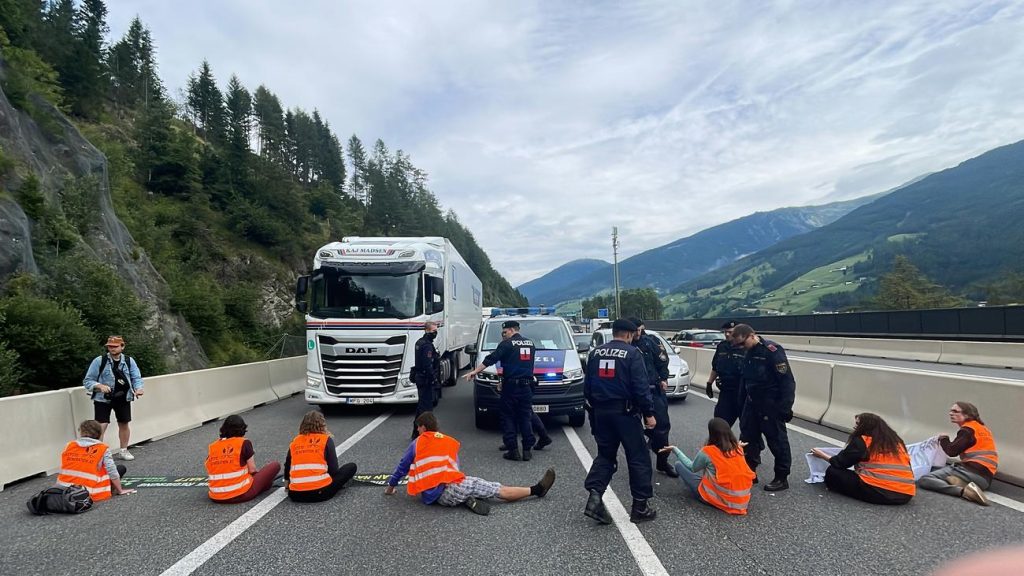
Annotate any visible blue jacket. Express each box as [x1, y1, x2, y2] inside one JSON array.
[[83, 354, 144, 403]]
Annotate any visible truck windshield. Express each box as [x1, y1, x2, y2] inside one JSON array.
[[310, 268, 423, 319], [481, 319, 573, 351]]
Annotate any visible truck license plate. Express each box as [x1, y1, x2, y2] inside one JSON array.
[[348, 398, 374, 405], [532, 404, 549, 413]]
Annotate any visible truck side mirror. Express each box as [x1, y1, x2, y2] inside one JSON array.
[[465, 343, 477, 354], [427, 276, 445, 313], [295, 276, 309, 313]]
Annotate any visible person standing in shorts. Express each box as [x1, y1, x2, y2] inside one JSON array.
[[384, 412, 556, 515], [82, 336, 144, 461]]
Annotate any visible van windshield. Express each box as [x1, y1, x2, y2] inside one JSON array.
[[481, 319, 573, 351]]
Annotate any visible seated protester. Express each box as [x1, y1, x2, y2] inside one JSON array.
[[810, 412, 914, 505], [57, 420, 136, 501], [384, 412, 556, 516], [917, 401, 996, 506], [660, 417, 756, 515], [205, 415, 280, 504], [285, 411, 358, 503]]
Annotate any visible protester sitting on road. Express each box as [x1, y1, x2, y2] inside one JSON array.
[[205, 415, 280, 503], [659, 417, 756, 515], [384, 412, 556, 515], [285, 411, 357, 503], [810, 413, 915, 505], [917, 401, 996, 506], [57, 420, 136, 501]]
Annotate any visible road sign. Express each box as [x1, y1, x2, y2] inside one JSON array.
[[597, 308, 609, 318]]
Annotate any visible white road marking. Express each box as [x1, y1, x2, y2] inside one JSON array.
[[160, 411, 393, 576], [690, 391, 1024, 513], [564, 425, 669, 576]]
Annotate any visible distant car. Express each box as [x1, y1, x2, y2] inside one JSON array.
[[591, 329, 690, 401], [573, 333, 592, 365], [670, 329, 724, 349]]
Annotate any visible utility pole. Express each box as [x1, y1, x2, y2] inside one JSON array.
[[612, 226, 621, 319]]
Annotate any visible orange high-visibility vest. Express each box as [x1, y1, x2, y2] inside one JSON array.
[[57, 441, 112, 502], [697, 445, 756, 515], [288, 433, 331, 491], [205, 437, 253, 501], [855, 435, 916, 496], [407, 432, 465, 495], [960, 421, 998, 475]]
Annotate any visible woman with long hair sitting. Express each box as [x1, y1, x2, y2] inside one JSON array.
[[205, 414, 281, 503], [285, 410, 358, 503], [810, 412, 914, 505], [660, 417, 756, 515], [916, 401, 995, 506]]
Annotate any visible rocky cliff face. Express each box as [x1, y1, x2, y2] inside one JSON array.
[[0, 67, 206, 371]]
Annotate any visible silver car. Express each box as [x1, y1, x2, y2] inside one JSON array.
[[590, 329, 690, 401]]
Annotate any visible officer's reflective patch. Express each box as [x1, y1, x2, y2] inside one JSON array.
[[776, 363, 789, 374], [767, 344, 777, 352]]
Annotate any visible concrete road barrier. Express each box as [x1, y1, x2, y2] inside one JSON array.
[[268, 356, 306, 399], [939, 341, 1024, 369], [840, 338, 942, 362], [0, 390, 77, 490], [822, 364, 1024, 484], [192, 363, 279, 422], [790, 358, 832, 424]]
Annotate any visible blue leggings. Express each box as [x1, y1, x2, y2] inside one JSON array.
[[674, 462, 708, 505]]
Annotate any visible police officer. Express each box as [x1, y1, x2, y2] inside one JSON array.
[[630, 318, 676, 478], [464, 320, 536, 461], [705, 320, 746, 427], [732, 323, 796, 492], [411, 321, 440, 438], [583, 319, 657, 524]]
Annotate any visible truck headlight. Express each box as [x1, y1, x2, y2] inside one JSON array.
[[306, 376, 322, 389], [399, 376, 413, 389], [564, 368, 584, 380]]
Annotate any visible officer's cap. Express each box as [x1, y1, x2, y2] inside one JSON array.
[[612, 319, 637, 333], [720, 320, 737, 330], [501, 320, 520, 329]]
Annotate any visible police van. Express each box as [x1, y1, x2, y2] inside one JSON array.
[[467, 308, 588, 429]]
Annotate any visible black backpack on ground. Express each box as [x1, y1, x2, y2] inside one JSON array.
[[27, 485, 94, 515]]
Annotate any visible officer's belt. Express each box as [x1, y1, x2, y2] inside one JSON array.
[[591, 400, 630, 412]]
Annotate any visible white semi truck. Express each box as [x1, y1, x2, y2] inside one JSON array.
[[294, 237, 482, 407]]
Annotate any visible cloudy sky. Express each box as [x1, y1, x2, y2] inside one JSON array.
[[108, 1, 1024, 286]]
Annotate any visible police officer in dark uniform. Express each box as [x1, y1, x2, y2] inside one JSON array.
[[732, 323, 796, 492], [705, 320, 746, 427], [583, 318, 657, 524], [411, 321, 440, 438], [630, 318, 676, 478], [464, 319, 537, 461]]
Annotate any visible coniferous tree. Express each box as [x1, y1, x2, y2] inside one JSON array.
[[347, 135, 368, 204], [224, 74, 252, 182], [185, 60, 226, 141], [252, 85, 285, 162]]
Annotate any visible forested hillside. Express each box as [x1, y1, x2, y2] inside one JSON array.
[[0, 0, 523, 396]]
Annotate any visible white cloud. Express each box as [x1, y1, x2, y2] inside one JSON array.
[[108, 0, 1024, 286]]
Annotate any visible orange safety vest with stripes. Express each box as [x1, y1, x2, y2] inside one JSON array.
[[205, 437, 254, 501], [407, 432, 465, 495], [697, 445, 756, 515], [855, 435, 916, 496], [57, 441, 112, 502], [288, 433, 332, 491], [960, 420, 998, 475]]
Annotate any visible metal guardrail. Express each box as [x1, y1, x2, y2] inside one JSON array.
[[647, 305, 1024, 341]]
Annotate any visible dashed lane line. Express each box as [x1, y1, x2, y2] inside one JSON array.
[[564, 425, 670, 576], [160, 411, 393, 576]]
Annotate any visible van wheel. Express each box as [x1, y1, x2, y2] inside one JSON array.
[[568, 412, 586, 427]]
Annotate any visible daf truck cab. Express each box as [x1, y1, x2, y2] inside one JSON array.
[[295, 237, 482, 408]]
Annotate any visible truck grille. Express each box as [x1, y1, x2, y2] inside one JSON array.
[[318, 335, 406, 396]]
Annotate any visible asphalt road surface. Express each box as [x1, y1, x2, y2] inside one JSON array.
[[3, 375, 1023, 576]]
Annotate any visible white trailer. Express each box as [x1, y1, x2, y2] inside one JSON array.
[[295, 237, 482, 407]]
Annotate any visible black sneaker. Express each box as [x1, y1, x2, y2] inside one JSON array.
[[464, 497, 491, 516], [630, 500, 657, 523], [497, 444, 510, 451], [584, 490, 612, 524], [536, 468, 556, 497], [522, 449, 533, 462], [656, 463, 679, 478], [534, 437, 553, 451], [764, 478, 789, 492], [503, 449, 522, 461]]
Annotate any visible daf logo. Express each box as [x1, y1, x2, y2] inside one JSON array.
[[345, 347, 378, 354]]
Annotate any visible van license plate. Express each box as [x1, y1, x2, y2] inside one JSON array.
[[532, 405, 549, 413], [348, 398, 374, 405]]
